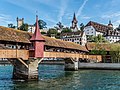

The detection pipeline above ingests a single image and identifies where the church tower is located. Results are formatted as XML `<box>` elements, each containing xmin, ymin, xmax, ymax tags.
<box><xmin>70</xmin><ymin>13</ymin><xmax>78</xmax><ymax>31</ymax></box>
<box><xmin>108</xmin><ymin>20</ymin><xmax>113</xmax><ymax>28</ymax></box>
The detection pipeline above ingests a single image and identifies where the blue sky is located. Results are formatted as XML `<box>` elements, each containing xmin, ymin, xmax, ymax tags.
<box><xmin>0</xmin><ymin>0</ymin><xmax>120</xmax><ymax>28</ymax></box>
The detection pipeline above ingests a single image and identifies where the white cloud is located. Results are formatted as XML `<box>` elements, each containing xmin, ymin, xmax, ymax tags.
<box><xmin>0</xmin><ymin>14</ymin><xmax>13</xmax><ymax>26</ymax></box>
<box><xmin>101</xmin><ymin>12</ymin><xmax>120</xmax><ymax>19</ymax></box>
<box><xmin>45</xmin><ymin>15</ymin><xmax>56</xmax><ymax>23</ymax></box>
<box><xmin>35</xmin><ymin>0</ymin><xmax>59</xmax><ymax>9</ymax></box>
<box><xmin>76</xmin><ymin>0</ymin><xmax>89</xmax><ymax>18</ymax></box>
<box><xmin>6</xmin><ymin>0</ymin><xmax>35</xmax><ymax>13</ymax></box>
<box><xmin>100</xmin><ymin>11</ymin><xmax>120</xmax><ymax>28</ymax></box>
<box><xmin>112</xmin><ymin>20</ymin><xmax>120</xmax><ymax>28</ymax></box>
<box><xmin>81</xmin><ymin>15</ymin><xmax>91</xmax><ymax>19</ymax></box>
<box><xmin>58</xmin><ymin>0</ymin><xmax>68</xmax><ymax>22</ymax></box>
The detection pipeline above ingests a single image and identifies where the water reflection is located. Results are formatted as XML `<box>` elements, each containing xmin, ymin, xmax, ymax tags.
<box><xmin>0</xmin><ymin>65</ymin><xmax>120</xmax><ymax>90</ymax></box>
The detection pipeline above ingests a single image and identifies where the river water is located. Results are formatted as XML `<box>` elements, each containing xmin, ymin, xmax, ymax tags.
<box><xmin>0</xmin><ymin>65</ymin><xmax>120</xmax><ymax>90</ymax></box>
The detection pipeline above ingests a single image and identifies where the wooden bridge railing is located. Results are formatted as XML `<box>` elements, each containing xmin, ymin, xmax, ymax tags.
<box><xmin>44</xmin><ymin>51</ymin><xmax>102</xmax><ymax>62</ymax></box>
<box><xmin>0</xmin><ymin>49</ymin><xmax>29</xmax><ymax>60</ymax></box>
<box><xmin>0</xmin><ymin>50</ymin><xmax>102</xmax><ymax>62</ymax></box>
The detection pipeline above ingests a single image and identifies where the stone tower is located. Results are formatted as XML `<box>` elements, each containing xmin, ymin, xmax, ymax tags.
<box><xmin>16</xmin><ymin>17</ymin><xmax>24</xmax><ymax>29</ymax></box>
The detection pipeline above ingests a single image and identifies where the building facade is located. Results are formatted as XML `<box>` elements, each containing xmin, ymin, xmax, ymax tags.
<box><xmin>60</xmin><ymin>31</ymin><xmax>87</xmax><ymax>46</ymax></box>
<box><xmin>104</xmin><ymin>30</ymin><xmax>120</xmax><ymax>43</ymax></box>
<box><xmin>28</xmin><ymin>25</ymin><xmax>35</xmax><ymax>33</ymax></box>
<box><xmin>84</xmin><ymin>21</ymin><xmax>120</xmax><ymax>43</ymax></box>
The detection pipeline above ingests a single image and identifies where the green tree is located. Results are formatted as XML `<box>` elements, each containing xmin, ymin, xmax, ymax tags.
<box><xmin>110</xmin><ymin>45</ymin><xmax>120</xmax><ymax>63</ymax></box>
<box><xmin>89</xmin><ymin>43</ymin><xmax>107</xmax><ymax>62</ymax></box>
<box><xmin>61</xmin><ymin>27</ymin><xmax>72</xmax><ymax>33</ymax></box>
<box><xmin>47</xmin><ymin>28</ymin><xmax>58</xmax><ymax>37</ymax></box>
<box><xmin>34</xmin><ymin>19</ymin><xmax>47</xmax><ymax>29</ymax></box>
<box><xmin>8</xmin><ymin>23</ymin><xmax>16</xmax><ymax>29</ymax></box>
<box><xmin>19</xmin><ymin>23</ymin><xmax>28</xmax><ymax>31</ymax></box>
<box><xmin>56</xmin><ymin>22</ymin><xmax>64</xmax><ymax>30</ymax></box>
<box><xmin>41</xmin><ymin>31</ymin><xmax>47</xmax><ymax>35</ymax></box>
<box><xmin>90</xmin><ymin>35</ymin><xmax>108</xmax><ymax>43</ymax></box>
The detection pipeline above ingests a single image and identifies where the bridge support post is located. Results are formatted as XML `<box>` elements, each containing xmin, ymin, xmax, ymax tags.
<box><xmin>28</xmin><ymin>58</ymin><xmax>39</xmax><ymax>80</ymax></box>
<box><xmin>12</xmin><ymin>58</ymin><xmax>39</xmax><ymax>80</ymax></box>
<box><xmin>64</xmin><ymin>58</ymin><xmax>78</xmax><ymax>71</ymax></box>
<box><xmin>13</xmin><ymin>59</ymin><xmax>28</xmax><ymax>80</ymax></box>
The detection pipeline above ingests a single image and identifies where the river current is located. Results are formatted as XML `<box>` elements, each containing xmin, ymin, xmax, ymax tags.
<box><xmin>0</xmin><ymin>65</ymin><xmax>120</xmax><ymax>90</ymax></box>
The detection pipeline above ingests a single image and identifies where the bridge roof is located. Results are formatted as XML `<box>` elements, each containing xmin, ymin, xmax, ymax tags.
<box><xmin>0</xmin><ymin>26</ymin><xmax>88</xmax><ymax>52</ymax></box>
<box><xmin>0</xmin><ymin>26</ymin><xmax>31</xmax><ymax>44</ymax></box>
<box><xmin>43</xmin><ymin>36</ymin><xmax>88</xmax><ymax>52</ymax></box>
<box><xmin>86</xmin><ymin>42</ymin><xmax>120</xmax><ymax>51</ymax></box>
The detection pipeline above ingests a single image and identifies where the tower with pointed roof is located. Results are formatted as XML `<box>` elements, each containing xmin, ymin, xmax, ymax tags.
<box><xmin>108</xmin><ymin>20</ymin><xmax>113</xmax><ymax>28</ymax></box>
<box><xmin>70</xmin><ymin>13</ymin><xmax>78</xmax><ymax>31</ymax></box>
<box><xmin>30</xmin><ymin>15</ymin><xmax>45</xmax><ymax>58</ymax></box>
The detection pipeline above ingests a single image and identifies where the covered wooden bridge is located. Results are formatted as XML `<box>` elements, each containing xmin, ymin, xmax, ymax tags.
<box><xmin>0</xmin><ymin>16</ymin><xmax>102</xmax><ymax>80</ymax></box>
<box><xmin>0</xmin><ymin>26</ymin><xmax>101</xmax><ymax>61</ymax></box>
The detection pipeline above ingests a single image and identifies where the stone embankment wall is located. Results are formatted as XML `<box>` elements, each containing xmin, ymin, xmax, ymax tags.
<box><xmin>40</xmin><ymin>60</ymin><xmax>65</xmax><ymax>65</ymax></box>
<box><xmin>79</xmin><ymin>63</ymin><xmax>120</xmax><ymax>70</ymax></box>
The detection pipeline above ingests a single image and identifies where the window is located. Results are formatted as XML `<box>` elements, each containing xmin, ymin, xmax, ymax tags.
<box><xmin>80</xmin><ymin>42</ymin><xmax>82</xmax><ymax>45</ymax></box>
<box><xmin>79</xmin><ymin>38</ymin><xmax>81</xmax><ymax>41</ymax></box>
<box><xmin>72</xmin><ymin>39</ymin><xmax>74</xmax><ymax>42</ymax></box>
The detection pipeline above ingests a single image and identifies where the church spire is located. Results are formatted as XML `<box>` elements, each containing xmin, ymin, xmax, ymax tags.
<box><xmin>71</xmin><ymin>13</ymin><xmax>78</xmax><ymax>31</ymax></box>
<box><xmin>108</xmin><ymin>20</ymin><xmax>113</xmax><ymax>28</ymax></box>
<box><xmin>72</xmin><ymin>12</ymin><xmax>77</xmax><ymax>23</ymax></box>
<box><xmin>30</xmin><ymin>15</ymin><xmax>44</xmax><ymax>41</ymax></box>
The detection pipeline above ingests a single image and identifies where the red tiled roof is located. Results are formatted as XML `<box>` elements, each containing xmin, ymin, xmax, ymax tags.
<box><xmin>86</xmin><ymin>21</ymin><xmax>113</xmax><ymax>33</ymax></box>
<box><xmin>30</xmin><ymin>15</ymin><xmax>44</xmax><ymax>41</ymax></box>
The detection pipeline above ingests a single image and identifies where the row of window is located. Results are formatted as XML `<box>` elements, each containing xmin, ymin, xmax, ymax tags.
<box><xmin>63</xmin><ymin>38</ymin><xmax>82</xmax><ymax>41</ymax></box>
<box><xmin>109</xmin><ymin>39</ymin><xmax>119</xmax><ymax>43</ymax></box>
<box><xmin>107</xmin><ymin>36</ymin><xmax>120</xmax><ymax>39</ymax></box>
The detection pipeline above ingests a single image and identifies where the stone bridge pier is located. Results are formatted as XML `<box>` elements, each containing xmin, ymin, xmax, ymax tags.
<box><xmin>64</xmin><ymin>58</ymin><xmax>79</xmax><ymax>71</ymax></box>
<box><xmin>12</xmin><ymin>58</ymin><xmax>39</xmax><ymax>80</ymax></box>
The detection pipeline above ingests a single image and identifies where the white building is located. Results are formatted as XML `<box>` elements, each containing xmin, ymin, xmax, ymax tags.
<box><xmin>83</xmin><ymin>21</ymin><xmax>120</xmax><ymax>43</ymax></box>
<box><xmin>60</xmin><ymin>31</ymin><xmax>87</xmax><ymax>46</ymax></box>
<box><xmin>104</xmin><ymin>30</ymin><xmax>120</xmax><ymax>43</ymax></box>
<box><xmin>84</xmin><ymin>21</ymin><xmax>113</xmax><ymax>37</ymax></box>
<box><xmin>28</xmin><ymin>25</ymin><xmax>35</xmax><ymax>33</ymax></box>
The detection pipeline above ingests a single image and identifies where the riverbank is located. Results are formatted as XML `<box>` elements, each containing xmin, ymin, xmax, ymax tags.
<box><xmin>0</xmin><ymin>60</ymin><xmax>120</xmax><ymax>70</ymax></box>
<box><xmin>79</xmin><ymin>63</ymin><xmax>120</xmax><ymax>70</ymax></box>
<box><xmin>40</xmin><ymin>60</ymin><xmax>65</xmax><ymax>65</ymax></box>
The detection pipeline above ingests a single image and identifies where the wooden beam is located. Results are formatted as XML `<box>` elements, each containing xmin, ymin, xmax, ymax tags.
<box><xmin>38</xmin><ymin>58</ymin><xmax>44</xmax><ymax>64</ymax></box>
<box><xmin>17</xmin><ymin>58</ymin><xmax>28</xmax><ymax>68</ymax></box>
